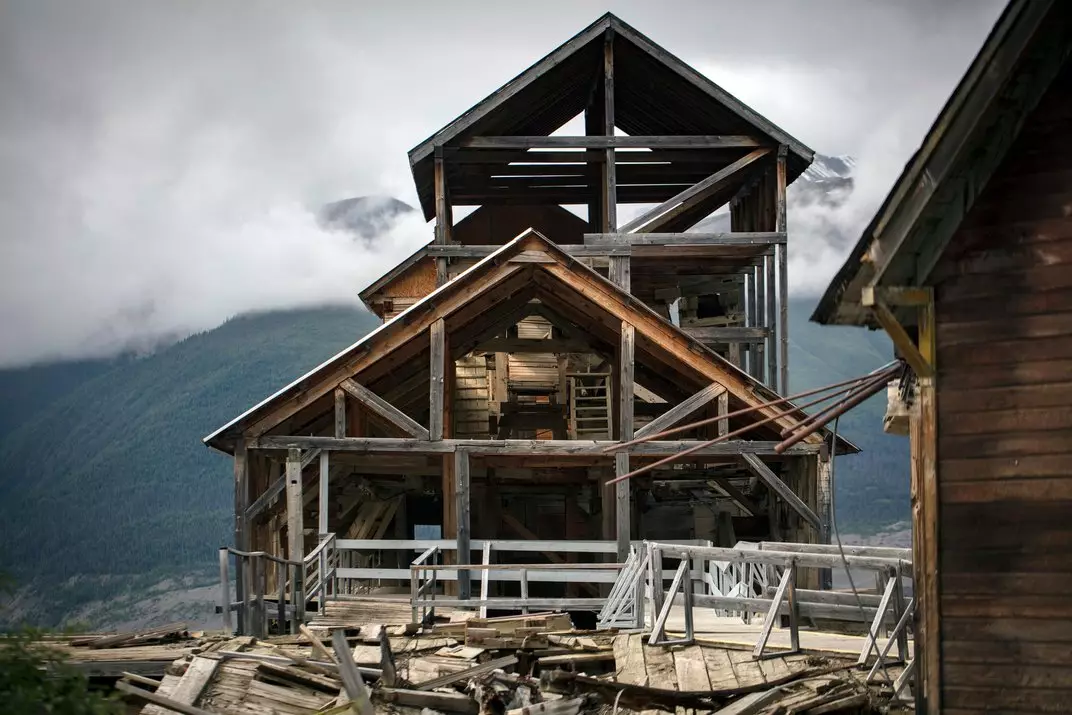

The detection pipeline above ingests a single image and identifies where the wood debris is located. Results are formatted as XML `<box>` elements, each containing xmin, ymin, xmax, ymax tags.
<box><xmin>57</xmin><ymin>609</ymin><xmax>911</xmax><ymax>714</ymax></box>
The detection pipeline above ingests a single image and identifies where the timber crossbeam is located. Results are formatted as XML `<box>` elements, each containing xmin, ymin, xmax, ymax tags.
<box><xmin>246</xmin><ymin>436</ymin><xmax>821</xmax><ymax>456</ymax></box>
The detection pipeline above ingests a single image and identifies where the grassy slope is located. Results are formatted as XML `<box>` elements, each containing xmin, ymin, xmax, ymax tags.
<box><xmin>0</xmin><ymin>300</ymin><xmax>908</xmax><ymax>624</ymax></box>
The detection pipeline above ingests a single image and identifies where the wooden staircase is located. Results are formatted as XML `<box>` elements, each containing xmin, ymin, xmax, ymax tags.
<box><xmin>568</xmin><ymin>372</ymin><xmax>612</xmax><ymax>439</ymax></box>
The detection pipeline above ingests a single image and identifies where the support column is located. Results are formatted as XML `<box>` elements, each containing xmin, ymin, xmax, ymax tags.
<box><xmin>286</xmin><ymin>448</ymin><xmax>304</xmax><ymax>562</ymax></box>
<box><xmin>334</xmin><ymin>388</ymin><xmax>346</xmax><ymax>438</ymax></box>
<box><xmin>318</xmin><ymin>451</ymin><xmax>330</xmax><ymax>537</ymax></box>
<box><xmin>434</xmin><ymin>145</ymin><xmax>453</xmax><ymax>287</ymax></box>
<box><xmin>455</xmin><ymin>450</ymin><xmax>471</xmax><ymax>600</ymax></box>
<box><xmin>765</xmin><ymin>250</ymin><xmax>777</xmax><ymax>388</ymax></box>
<box><xmin>616</xmin><ymin>321</ymin><xmax>634</xmax><ymax>560</ymax></box>
<box><xmin>753</xmin><ymin>263</ymin><xmax>765</xmax><ymax>382</ymax></box>
<box><xmin>430</xmin><ymin>318</ymin><xmax>446</xmax><ymax>440</ymax></box>
<box><xmin>776</xmin><ymin>146</ymin><xmax>789</xmax><ymax>395</ymax></box>
<box><xmin>602</xmin><ymin>29</ymin><xmax>617</xmax><ymax>233</ymax></box>
<box><xmin>233</xmin><ymin>441</ymin><xmax>249</xmax><ymax>634</ymax></box>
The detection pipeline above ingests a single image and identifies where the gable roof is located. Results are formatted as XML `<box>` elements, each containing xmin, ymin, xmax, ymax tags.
<box><xmin>206</xmin><ymin>229</ymin><xmax>855</xmax><ymax>454</ymax></box>
<box><xmin>812</xmin><ymin>0</ymin><xmax>1071</xmax><ymax>327</ymax></box>
<box><xmin>407</xmin><ymin>13</ymin><xmax>814</xmax><ymax>220</ymax></box>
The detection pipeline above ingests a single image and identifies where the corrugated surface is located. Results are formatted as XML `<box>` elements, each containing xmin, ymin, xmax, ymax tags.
<box><xmin>933</xmin><ymin>64</ymin><xmax>1072</xmax><ymax>709</ymax></box>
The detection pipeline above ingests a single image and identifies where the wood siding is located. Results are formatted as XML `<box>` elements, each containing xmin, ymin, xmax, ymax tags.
<box><xmin>932</xmin><ymin>63</ymin><xmax>1072</xmax><ymax>711</ymax></box>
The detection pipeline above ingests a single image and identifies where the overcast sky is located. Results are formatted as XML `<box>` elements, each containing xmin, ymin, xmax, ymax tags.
<box><xmin>0</xmin><ymin>0</ymin><xmax>1006</xmax><ymax>367</ymax></box>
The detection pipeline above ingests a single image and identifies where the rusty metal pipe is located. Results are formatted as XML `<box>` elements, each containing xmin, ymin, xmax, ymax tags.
<box><xmin>605</xmin><ymin>386</ymin><xmax>867</xmax><ymax>486</ymax></box>
<box><xmin>778</xmin><ymin>363</ymin><xmax>901</xmax><ymax>438</ymax></box>
<box><xmin>775</xmin><ymin>371</ymin><xmax>894</xmax><ymax>454</ymax></box>
<box><xmin>603</xmin><ymin>361</ymin><xmax>898</xmax><ymax>454</ymax></box>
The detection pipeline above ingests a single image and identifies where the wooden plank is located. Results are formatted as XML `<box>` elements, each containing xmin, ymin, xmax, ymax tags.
<box><xmin>586</xmin><ymin>232</ymin><xmax>785</xmax><ymax>245</ymax></box>
<box><xmin>641</xmin><ymin>638</ymin><xmax>678</xmax><ymax>691</ymax></box>
<box><xmin>430</xmin><ymin>318</ymin><xmax>446</xmax><ymax>441</ymax></box>
<box><xmin>634</xmin><ymin>382</ymin><xmax>726</xmax><ymax>439</ymax></box>
<box><xmin>618</xmin><ymin>148</ymin><xmax>771</xmax><ymax>233</ymax></box>
<box><xmin>700</xmin><ymin>646</ymin><xmax>740</xmax><ymax>690</ymax></box>
<box><xmin>613</xmin><ymin>634</ymin><xmax>648</xmax><ymax>686</ymax></box>
<box><xmin>428</xmin><ymin>243</ymin><xmax>632</xmax><ymax>258</ymax></box>
<box><xmin>285</xmin><ymin>449</ymin><xmax>303</xmax><ymax>562</ymax></box>
<box><xmin>603</xmin><ymin>29</ymin><xmax>617</xmax><ymax>233</ymax></box>
<box><xmin>458</xmin><ymin>135</ymin><xmax>764</xmax><ymax>149</ymax></box>
<box><xmin>456</xmin><ymin>450</ymin><xmax>471</xmax><ymax>600</ymax></box>
<box><xmin>741</xmin><ymin>454</ymin><xmax>820</xmax><ymax>530</ymax></box>
<box><xmin>706</xmin><ymin>476</ymin><xmax>760</xmax><ymax>517</ymax></box>
<box><xmin>334</xmin><ymin>388</ymin><xmax>346</xmax><ymax>438</ymax></box>
<box><xmin>673</xmin><ymin>644</ymin><xmax>712</xmax><ymax>691</ymax></box>
<box><xmin>250</xmin><ymin>435</ymin><xmax>821</xmax><ymax>456</ymax></box>
<box><xmin>114</xmin><ymin>682</ymin><xmax>220</xmax><ymax>715</ymax></box>
<box><xmin>340</xmin><ymin>378</ymin><xmax>430</xmax><ymax>440</ymax></box>
<box><xmin>331</xmin><ymin>630</ymin><xmax>374</xmax><ymax>715</ymax></box>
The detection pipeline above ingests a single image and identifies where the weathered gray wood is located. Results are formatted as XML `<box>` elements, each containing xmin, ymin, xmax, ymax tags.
<box><xmin>459</xmin><ymin>135</ymin><xmax>763</xmax><ymax>149</ymax></box>
<box><xmin>608</xmin><ymin>256</ymin><xmax>630</xmax><ymax>292</ymax></box>
<box><xmin>761</xmin><ymin>541</ymin><xmax>911</xmax><ymax>560</ymax></box>
<box><xmin>617</xmin><ymin>148</ymin><xmax>771</xmax><ymax>233</ymax></box>
<box><xmin>615</xmin><ymin>452</ymin><xmax>631</xmax><ymax>561</ymax></box>
<box><xmin>377</xmin><ymin>687</ymin><xmax>478</xmax><ymax>714</ymax></box>
<box><xmin>706</xmin><ymin>476</ymin><xmax>760</xmax><ymax>517</ymax></box>
<box><xmin>168</xmin><ymin>656</ymin><xmax>219</xmax><ymax>706</ymax></box>
<box><xmin>717</xmin><ymin>390</ymin><xmax>729</xmax><ymax>437</ymax></box>
<box><xmin>456</xmin><ymin>450</ymin><xmax>471</xmax><ymax>600</ymax></box>
<box><xmin>427</xmin><ymin>243</ymin><xmax>632</xmax><ymax>258</ymax></box>
<box><xmin>475</xmin><ymin>337</ymin><xmax>592</xmax><ymax>354</ymax></box>
<box><xmin>334</xmin><ymin>388</ymin><xmax>347</xmax><ymax>438</ymax></box>
<box><xmin>684</xmin><ymin>326</ymin><xmax>768</xmax><ymax>343</ymax></box>
<box><xmin>776</xmin><ymin>146</ymin><xmax>789</xmax><ymax>395</ymax></box>
<box><xmin>434</xmin><ymin>146</ymin><xmax>451</xmax><ymax>245</ymax></box>
<box><xmin>742</xmin><ymin>454</ymin><xmax>820</xmax><ymax>530</ymax></box>
<box><xmin>249</xmin><ymin>435</ymin><xmax>822</xmax><ymax>456</ymax></box>
<box><xmin>634</xmin><ymin>382</ymin><xmax>726</xmax><ymax>440</ymax></box>
<box><xmin>114</xmin><ymin>681</ymin><xmax>221</xmax><ymax>715</ymax></box>
<box><xmin>218</xmin><ymin>548</ymin><xmax>232</xmax><ymax>633</ymax></box>
<box><xmin>430</xmin><ymin>318</ymin><xmax>446</xmax><ymax>441</ymax></box>
<box><xmin>765</xmin><ymin>253</ymin><xmax>777</xmax><ymax>387</ymax></box>
<box><xmin>286</xmin><ymin>449</ymin><xmax>304</xmax><ymax>562</ymax></box>
<box><xmin>318</xmin><ymin>451</ymin><xmax>329</xmax><ymax>536</ymax></box>
<box><xmin>645</xmin><ymin>541</ymin><xmax>902</xmax><ymax>571</ymax></box>
<box><xmin>585</xmin><ymin>232</ymin><xmax>786</xmax><ymax>246</ymax></box>
<box><xmin>603</xmin><ymin>29</ymin><xmax>617</xmax><ymax>233</ymax></box>
<box><xmin>332</xmin><ymin>630</ymin><xmax>374</xmax><ymax>715</ymax></box>
<box><xmin>244</xmin><ymin>474</ymin><xmax>284</xmax><ymax>521</ymax></box>
<box><xmin>232</xmin><ymin>441</ymin><xmax>248</xmax><ymax>635</ymax></box>
<box><xmin>416</xmin><ymin>654</ymin><xmax>518</xmax><ymax>691</ymax></box>
<box><xmin>754</xmin><ymin>561</ymin><xmax>794</xmax><ymax>657</ymax></box>
<box><xmin>340</xmin><ymin>378</ymin><xmax>430</xmax><ymax>440</ymax></box>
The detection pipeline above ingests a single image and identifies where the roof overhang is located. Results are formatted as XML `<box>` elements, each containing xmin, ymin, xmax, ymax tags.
<box><xmin>812</xmin><ymin>0</ymin><xmax>1070</xmax><ymax>329</ymax></box>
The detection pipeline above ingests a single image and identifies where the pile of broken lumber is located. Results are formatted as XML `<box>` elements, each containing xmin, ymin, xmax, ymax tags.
<box><xmin>101</xmin><ymin>611</ymin><xmax>908</xmax><ymax>714</ymax></box>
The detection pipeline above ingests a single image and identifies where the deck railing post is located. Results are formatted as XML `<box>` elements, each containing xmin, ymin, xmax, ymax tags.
<box><xmin>520</xmin><ymin>568</ymin><xmax>529</xmax><ymax>615</ymax></box>
<box><xmin>277</xmin><ymin>564</ymin><xmax>286</xmax><ymax>634</ymax></box>
<box><xmin>218</xmin><ymin>548</ymin><xmax>232</xmax><ymax>634</ymax></box>
<box><xmin>241</xmin><ymin>553</ymin><xmax>253</xmax><ymax>636</ymax></box>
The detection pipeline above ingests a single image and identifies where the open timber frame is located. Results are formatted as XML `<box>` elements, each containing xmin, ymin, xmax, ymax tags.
<box><xmin>205</xmin><ymin>13</ymin><xmax>857</xmax><ymax>633</ymax></box>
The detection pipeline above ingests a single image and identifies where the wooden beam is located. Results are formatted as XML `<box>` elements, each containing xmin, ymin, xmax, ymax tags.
<box><xmin>586</xmin><ymin>232</ymin><xmax>784</xmax><ymax>246</ymax></box>
<box><xmin>603</xmin><ymin>29</ymin><xmax>617</xmax><ymax>233</ymax></box>
<box><xmin>765</xmin><ymin>252</ymin><xmax>777</xmax><ymax>387</ymax></box>
<box><xmin>250</xmin><ymin>435</ymin><xmax>821</xmax><ymax>456</ymax></box>
<box><xmin>286</xmin><ymin>449</ymin><xmax>304</xmax><ymax>561</ymax></box>
<box><xmin>434</xmin><ymin>145</ymin><xmax>452</xmax><ymax>288</ymax></box>
<box><xmin>618</xmin><ymin>148</ymin><xmax>771</xmax><ymax>233</ymax></box>
<box><xmin>871</xmin><ymin>301</ymin><xmax>933</xmax><ymax>378</ymax></box>
<box><xmin>776</xmin><ymin>146</ymin><xmax>789</xmax><ymax>395</ymax></box>
<box><xmin>334</xmin><ymin>388</ymin><xmax>347</xmax><ymax>438</ymax></box>
<box><xmin>684</xmin><ymin>326</ymin><xmax>768</xmax><ymax>344</ymax></box>
<box><xmin>318</xmin><ymin>451</ymin><xmax>330</xmax><ymax>536</ymax></box>
<box><xmin>430</xmin><ymin>318</ymin><xmax>446</xmax><ymax>440</ymax></box>
<box><xmin>475</xmin><ymin>337</ymin><xmax>592</xmax><ymax>354</ymax></box>
<box><xmin>717</xmin><ymin>390</ymin><xmax>729</xmax><ymax>437</ymax></box>
<box><xmin>706</xmin><ymin>476</ymin><xmax>760</xmax><ymax>516</ymax></box>
<box><xmin>741</xmin><ymin>453</ymin><xmax>820</xmax><ymax>531</ymax></box>
<box><xmin>634</xmin><ymin>382</ymin><xmax>727</xmax><ymax>440</ymax></box>
<box><xmin>456</xmin><ymin>450</ymin><xmax>471</xmax><ymax>600</ymax></box>
<box><xmin>458</xmin><ymin>136</ymin><xmax>765</xmax><ymax>149</ymax></box>
<box><xmin>617</xmin><ymin>320</ymin><xmax>634</xmax><ymax>560</ymax></box>
<box><xmin>427</xmin><ymin>244</ymin><xmax>632</xmax><ymax>258</ymax></box>
<box><xmin>340</xmin><ymin>378</ymin><xmax>430</xmax><ymax>440</ymax></box>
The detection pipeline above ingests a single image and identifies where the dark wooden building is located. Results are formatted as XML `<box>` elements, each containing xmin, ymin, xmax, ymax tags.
<box><xmin>813</xmin><ymin>1</ymin><xmax>1072</xmax><ymax>712</ymax></box>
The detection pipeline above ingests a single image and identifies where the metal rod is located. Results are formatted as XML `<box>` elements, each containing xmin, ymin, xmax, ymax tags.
<box><xmin>604</xmin><ymin>361</ymin><xmax>898</xmax><ymax>452</ymax></box>
<box><xmin>779</xmin><ymin>361</ymin><xmax>902</xmax><ymax>437</ymax></box>
<box><xmin>606</xmin><ymin>370</ymin><xmax>897</xmax><ymax>486</ymax></box>
<box><xmin>775</xmin><ymin>370</ymin><xmax>894</xmax><ymax>453</ymax></box>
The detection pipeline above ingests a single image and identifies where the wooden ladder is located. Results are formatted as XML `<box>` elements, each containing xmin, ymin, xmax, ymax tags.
<box><xmin>568</xmin><ymin>372</ymin><xmax>612</xmax><ymax>440</ymax></box>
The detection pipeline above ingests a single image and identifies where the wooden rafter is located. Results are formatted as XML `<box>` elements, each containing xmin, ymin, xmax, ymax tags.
<box><xmin>339</xmin><ymin>378</ymin><xmax>430</xmax><ymax>440</ymax></box>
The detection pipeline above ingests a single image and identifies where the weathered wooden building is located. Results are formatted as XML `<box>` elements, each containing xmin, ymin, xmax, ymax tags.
<box><xmin>206</xmin><ymin>13</ymin><xmax>854</xmax><ymax>621</ymax></box>
<box><xmin>813</xmin><ymin>1</ymin><xmax>1072</xmax><ymax>712</ymax></box>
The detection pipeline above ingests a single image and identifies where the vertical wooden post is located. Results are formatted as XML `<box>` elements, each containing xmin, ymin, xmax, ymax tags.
<box><xmin>602</xmin><ymin>29</ymin><xmax>617</xmax><ymax>233</ymax></box>
<box><xmin>455</xmin><ymin>450</ymin><xmax>471</xmax><ymax>600</ymax></box>
<box><xmin>717</xmin><ymin>390</ymin><xmax>729</xmax><ymax>437</ymax></box>
<box><xmin>765</xmin><ymin>250</ymin><xmax>777</xmax><ymax>387</ymax></box>
<box><xmin>318</xmin><ymin>451</ymin><xmax>330</xmax><ymax>537</ymax></box>
<box><xmin>233</xmin><ymin>441</ymin><xmax>249</xmax><ymax>634</ymax></box>
<box><xmin>776</xmin><ymin>146</ymin><xmax>789</xmax><ymax>395</ymax></box>
<box><xmin>742</xmin><ymin>273</ymin><xmax>753</xmax><ymax>374</ymax></box>
<box><xmin>334</xmin><ymin>388</ymin><xmax>346</xmax><ymax>438</ymax></box>
<box><xmin>430</xmin><ymin>318</ymin><xmax>446</xmax><ymax>440</ymax></box>
<box><xmin>609</xmin><ymin>255</ymin><xmax>630</xmax><ymax>293</ymax></box>
<box><xmin>286</xmin><ymin>449</ymin><xmax>304</xmax><ymax>563</ymax></box>
<box><xmin>617</xmin><ymin>321</ymin><xmax>635</xmax><ymax>560</ymax></box>
<box><xmin>753</xmin><ymin>263</ymin><xmax>765</xmax><ymax>382</ymax></box>
<box><xmin>434</xmin><ymin>145</ymin><xmax>452</xmax><ymax>287</ymax></box>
